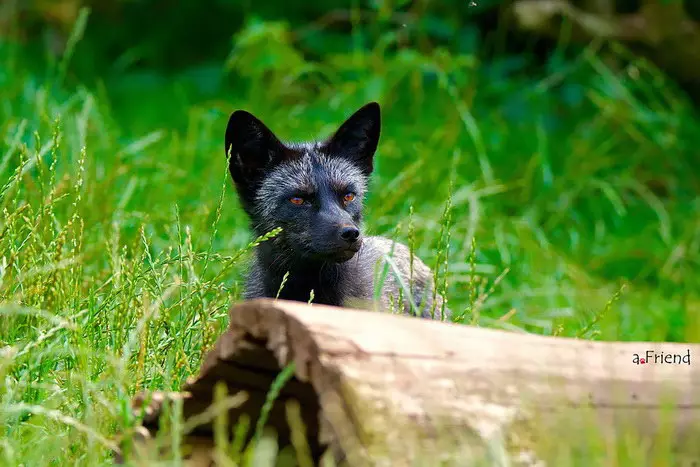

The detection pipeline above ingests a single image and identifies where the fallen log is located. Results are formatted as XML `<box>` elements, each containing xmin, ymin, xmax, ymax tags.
<box><xmin>511</xmin><ymin>0</ymin><xmax>700</xmax><ymax>99</ymax></box>
<box><xmin>116</xmin><ymin>298</ymin><xmax>700</xmax><ymax>466</ymax></box>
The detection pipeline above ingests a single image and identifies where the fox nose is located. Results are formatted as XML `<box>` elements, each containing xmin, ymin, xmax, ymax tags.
<box><xmin>339</xmin><ymin>225</ymin><xmax>360</xmax><ymax>243</ymax></box>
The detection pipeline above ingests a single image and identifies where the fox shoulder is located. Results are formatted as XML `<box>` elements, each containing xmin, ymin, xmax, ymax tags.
<box><xmin>356</xmin><ymin>236</ymin><xmax>450</xmax><ymax>320</ymax></box>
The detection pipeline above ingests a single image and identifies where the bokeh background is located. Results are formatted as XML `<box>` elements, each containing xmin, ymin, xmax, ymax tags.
<box><xmin>1</xmin><ymin>1</ymin><xmax>699</xmax><ymax>464</ymax></box>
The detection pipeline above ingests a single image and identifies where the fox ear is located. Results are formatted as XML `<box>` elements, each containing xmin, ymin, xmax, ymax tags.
<box><xmin>225</xmin><ymin>110</ymin><xmax>288</xmax><ymax>205</ymax></box>
<box><xmin>321</xmin><ymin>102</ymin><xmax>381</xmax><ymax>176</ymax></box>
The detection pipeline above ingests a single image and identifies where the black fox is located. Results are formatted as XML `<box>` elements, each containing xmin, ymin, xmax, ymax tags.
<box><xmin>224</xmin><ymin>102</ymin><xmax>450</xmax><ymax>320</ymax></box>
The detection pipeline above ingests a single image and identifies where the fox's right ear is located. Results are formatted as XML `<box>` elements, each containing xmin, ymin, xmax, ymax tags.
<box><xmin>225</xmin><ymin>110</ymin><xmax>287</xmax><ymax>202</ymax></box>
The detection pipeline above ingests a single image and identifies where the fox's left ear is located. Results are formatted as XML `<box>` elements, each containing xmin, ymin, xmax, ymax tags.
<box><xmin>321</xmin><ymin>102</ymin><xmax>381</xmax><ymax>176</ymax></box>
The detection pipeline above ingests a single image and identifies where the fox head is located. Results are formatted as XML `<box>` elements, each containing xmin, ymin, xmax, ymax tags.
<box><xmin>224</xmin><ymin>102</ymin><xmax>381</xmax><ymax>264</ymax></box>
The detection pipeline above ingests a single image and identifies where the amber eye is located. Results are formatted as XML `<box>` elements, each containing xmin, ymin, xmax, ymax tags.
<box><xmin>289</xmin><ymin>197</ymin><xmax>305</xmax><ymax>205</ymax></box>
<box><xmin>343</xmin><ymin>192</ymin><xmax>356</xmax><ymax>204</ymax></box>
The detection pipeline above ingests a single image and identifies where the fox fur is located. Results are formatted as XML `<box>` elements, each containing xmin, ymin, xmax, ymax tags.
<box><xmin>224</xmin><ymin>102</ymin><xmax>450</xmax><ymax>320</ymax></box>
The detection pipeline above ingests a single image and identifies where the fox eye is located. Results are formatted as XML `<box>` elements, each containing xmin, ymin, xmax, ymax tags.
<box><xmin>343</xmin><ymin>192</ymin><xmax>356</xmax><ymax>204</ymax></box>
<box><xmin>289</xmin><ymin>197</ymin><xmax>305</xmax><ymax>205</ymax></box>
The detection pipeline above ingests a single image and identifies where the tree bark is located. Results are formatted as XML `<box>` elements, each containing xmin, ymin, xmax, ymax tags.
<box><xmin>117</xmin><ymin>298</ymin><xmax>700</xmax><ymax>466</ymax></box>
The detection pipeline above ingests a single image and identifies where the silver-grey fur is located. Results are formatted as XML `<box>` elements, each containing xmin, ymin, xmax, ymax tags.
<box><xmin>224</xmin><ymin>102</ymin><xmax>450</xmax><ymax>320</ymax></box>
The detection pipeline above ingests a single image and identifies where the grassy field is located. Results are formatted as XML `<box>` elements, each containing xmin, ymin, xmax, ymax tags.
<box><xmin>1</xmin><ymin>9</ymin><xmax>699</xmax><ymax>466</ymax></box>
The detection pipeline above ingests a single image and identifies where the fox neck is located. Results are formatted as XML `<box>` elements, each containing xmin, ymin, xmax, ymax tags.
<box><xmin>254</xmin><ymin>241</ymin><xmax>347</xmax><ymax>305</ymax></box>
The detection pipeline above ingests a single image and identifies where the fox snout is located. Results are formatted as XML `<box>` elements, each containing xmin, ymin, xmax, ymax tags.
<box><xmin>339</xmin><ymin>224</ymin><xmax>361</xmax><ymax>246</ymax></box>
<box><xmin>317</xmin><ymin>222</ymin><xmax>362</xmax><ymax>263</ymax></box>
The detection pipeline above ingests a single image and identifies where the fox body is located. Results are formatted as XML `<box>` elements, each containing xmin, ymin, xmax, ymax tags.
<box><xmin>224</xmin><ymin>102</ymin><xmax>449</xmax><ymax>320</ymax></box>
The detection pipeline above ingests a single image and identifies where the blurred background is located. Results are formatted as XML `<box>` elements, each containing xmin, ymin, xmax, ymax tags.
<box><xmin>2</xmin><ymin>0</ymin><xmax>700</xmax><ymax>342</ymax></box>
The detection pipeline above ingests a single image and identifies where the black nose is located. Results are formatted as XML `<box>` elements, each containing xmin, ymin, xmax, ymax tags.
<box><xmin>339</xmin><ymin>225</ymin><xmax>360</xmax><ymax>243</ymax></box>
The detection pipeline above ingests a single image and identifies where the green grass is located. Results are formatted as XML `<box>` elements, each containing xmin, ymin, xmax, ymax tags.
<box><xmin>1</xmin><ymin>11</ymin><xmax>699</xmax><ymax>466</ymax></box>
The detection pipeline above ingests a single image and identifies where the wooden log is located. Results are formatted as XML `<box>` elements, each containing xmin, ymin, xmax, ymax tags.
<box><xmin>511</xmin><ymin>0</ymin><xmax>700</xmax><ymax>100</ymax></box>
<box><xmin>116</xmin><ymin>298</ymin><xmax>700</xmax><ymax>466</ymax></box>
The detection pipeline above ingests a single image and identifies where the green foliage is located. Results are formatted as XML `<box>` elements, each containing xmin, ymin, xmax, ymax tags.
<box><xmin>0</xmin><ymin>3</ymin><xmax>699</xmax><ymax>465</ymax></box>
